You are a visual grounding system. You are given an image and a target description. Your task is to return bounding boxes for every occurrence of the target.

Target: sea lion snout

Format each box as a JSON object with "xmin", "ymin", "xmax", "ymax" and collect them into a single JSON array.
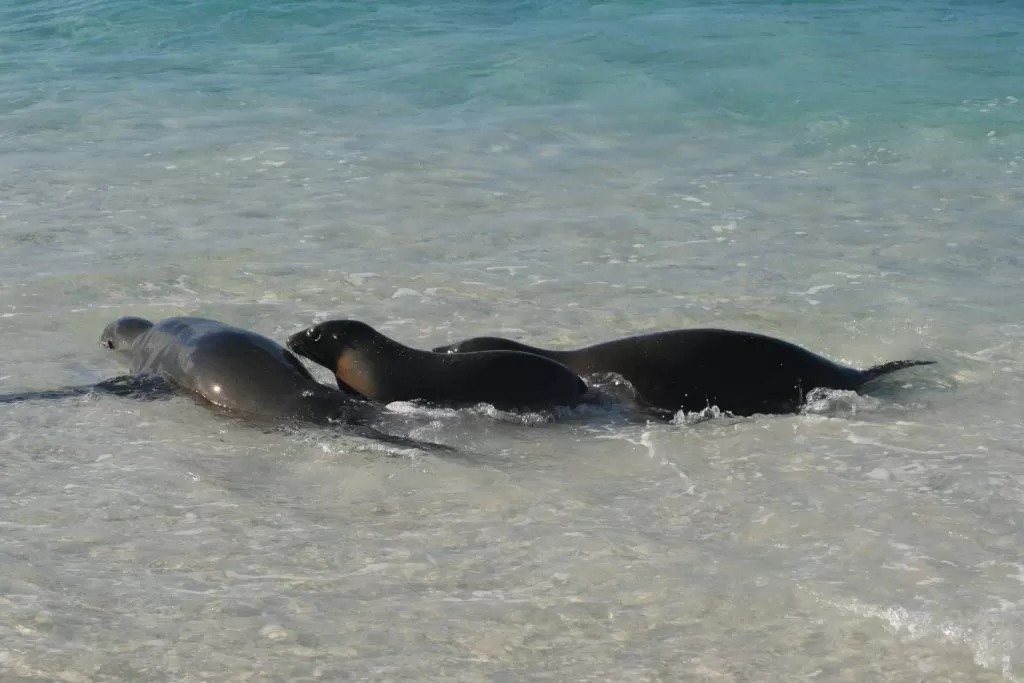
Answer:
[
  {"xmin": 287, "ymin": 326, "xmax": 323, "ymax": 350},
  {"xmin": 286, "ymin": 329, "xmax": 306, "ymax": 350},
  {"xmin": 100, "ymin": 322, "xmax": 118, "ymax": 349},
  {"xmin": 287, "ymin": 325, "xmax": 340, "ymax": 370}
]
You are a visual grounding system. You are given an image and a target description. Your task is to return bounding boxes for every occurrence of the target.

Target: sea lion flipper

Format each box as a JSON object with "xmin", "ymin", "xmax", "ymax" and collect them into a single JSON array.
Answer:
[
  {"xmin": 343, "ymin": 423, "xmax": 458, "ymax": 454},
  {"xmin": 93, "ymin": 374, "xmax": 177, "ymax": 401},
  {"xmin": 0, "ymin": 384, "xmax": 99, "ymax": 404},
  {"xmin": 861, "ymin": 359, "xmax": 936, "ymax": 384},
  {"xmin": 0, "ymin": 375, "xmax": 177, "ymax": 405}
]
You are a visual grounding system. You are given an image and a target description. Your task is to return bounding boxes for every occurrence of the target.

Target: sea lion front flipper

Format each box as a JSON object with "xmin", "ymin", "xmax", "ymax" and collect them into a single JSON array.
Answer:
[{"xmin": 341, "ymin": 422, "xmax": 459, "ymax": 454}]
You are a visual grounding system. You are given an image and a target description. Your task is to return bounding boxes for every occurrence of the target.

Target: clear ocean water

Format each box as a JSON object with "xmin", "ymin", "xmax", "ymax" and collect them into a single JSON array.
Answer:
[{"xmin": 2, "ymin": 0, "xmax": 1023, "ymax": 680}]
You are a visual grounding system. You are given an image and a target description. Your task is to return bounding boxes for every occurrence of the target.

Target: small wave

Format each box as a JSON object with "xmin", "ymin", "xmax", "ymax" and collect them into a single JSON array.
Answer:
[
  {"xmin": 804, "ymin": 588, "xmax": 1024, "ymax": 682},
  {"xmin": 385, "ymin": 400, "xmax": 553, "ymax": 426},
  {"xmin": 802, "ymin": 387, "xmax": 883, "ymax": 418},
  {"xmin": 671, "ymin": 404, "xmax": 727, "ymax": 425},
  {"xmin": 382, "ymin": 389, "xmax": 632, "ymax": 426}
]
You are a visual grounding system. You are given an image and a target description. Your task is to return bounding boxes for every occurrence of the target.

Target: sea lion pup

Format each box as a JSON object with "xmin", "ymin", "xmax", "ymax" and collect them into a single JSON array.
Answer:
[
  {"xmin": 286, "ymin": 320, "xmax": 588, "ymax": 411},
  {"xmin": 99, "ymin": 315, "xmax": 452, "ymax": 451},
  {"xmin": 433, "ymin": 329, "xmax": 935, "ymax": 417}
]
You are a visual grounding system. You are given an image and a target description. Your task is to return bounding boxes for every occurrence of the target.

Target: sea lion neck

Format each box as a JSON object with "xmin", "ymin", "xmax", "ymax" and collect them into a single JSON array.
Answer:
[
  {"xmin": 341, "ymin": 331, "xmax": 437, "ymax": 401},
  {"xmin": 356, "ymin": 328, "xmax": 429, "ymax": 366}
]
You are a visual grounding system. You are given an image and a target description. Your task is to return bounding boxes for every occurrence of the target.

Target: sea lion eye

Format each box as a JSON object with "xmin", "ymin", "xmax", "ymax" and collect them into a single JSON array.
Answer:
[
  {"xmin": 103, "ymin": 339, "xmax": 115, "ymax": 349},
  {"xmin": 307, "ymin": 329, "xmax": 321, "ymax": 343}
]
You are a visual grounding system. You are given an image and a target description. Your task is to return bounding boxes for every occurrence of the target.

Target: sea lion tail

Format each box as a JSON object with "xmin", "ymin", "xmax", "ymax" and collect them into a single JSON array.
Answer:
[{"xmin": 862, "ymin": 359, "xmax": 936, "ymax": 383}]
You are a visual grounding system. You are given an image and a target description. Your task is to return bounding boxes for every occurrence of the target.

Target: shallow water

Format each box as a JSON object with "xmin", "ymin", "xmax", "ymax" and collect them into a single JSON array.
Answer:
[{"xmin": 2, "ymin": 0, "xmax": 1024, "ymax": 680}]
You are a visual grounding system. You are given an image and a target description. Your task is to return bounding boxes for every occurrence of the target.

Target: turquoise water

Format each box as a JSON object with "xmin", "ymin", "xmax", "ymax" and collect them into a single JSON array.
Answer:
[{"xmin": 2, "ymin": 1, "xmax": 1024, "ymax": 680}]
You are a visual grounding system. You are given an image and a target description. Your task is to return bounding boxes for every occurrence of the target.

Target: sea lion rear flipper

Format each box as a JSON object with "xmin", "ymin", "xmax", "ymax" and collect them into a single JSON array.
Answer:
[
  {"xmin": 0, "ymin": 384, "xmax": 100, "ymax": 404},
  {"xmin": 0, "ymin": 375, "xmax": 179, "ymax": 406},
  {"xmin": 862, "ymin": 359, "xmax": 936, "ymax": 384},
  {"xmin": 94, "ymin": 374, "xmax": 177, "ymax": 401}
]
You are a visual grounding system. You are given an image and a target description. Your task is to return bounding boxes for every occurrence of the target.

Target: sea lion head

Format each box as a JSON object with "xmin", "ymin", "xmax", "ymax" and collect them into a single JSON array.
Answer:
[
  {"xmin": 287, "ymin": 320, "xmax": 384, "ymax": 399},
  {"xmin": 286, "ymin": 319, "xmax": 382, "ymax": 367},
  {"xmin": 100, "ymin": 316, "xmax": 154, "ymax": 352}
]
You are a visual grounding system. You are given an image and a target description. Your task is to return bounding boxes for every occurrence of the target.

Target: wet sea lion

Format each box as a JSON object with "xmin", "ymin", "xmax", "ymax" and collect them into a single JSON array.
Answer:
[
  {"xmin": 433, "ymin": 329, "xmax": 935, "ymax": 416},
  {"xmin": 97, "ymin": 315, "xmax": 451, "ymax": 450},
  {"xmin": 286, "ymin": 320, "xmax": 588, "ymax": 411}
]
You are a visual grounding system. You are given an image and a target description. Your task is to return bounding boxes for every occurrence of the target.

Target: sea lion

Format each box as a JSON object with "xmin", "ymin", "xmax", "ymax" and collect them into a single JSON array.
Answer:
[
  {"xmin": 286, "ymin": 320, "xmax": 588, "ymax": 411},
  {"xmin": 98, "ymin": 315, "xmax": 451, "ymax": 450},
  {"xmin": 432, "ymin": 329, "xmax": 935, "ymax": 416}
]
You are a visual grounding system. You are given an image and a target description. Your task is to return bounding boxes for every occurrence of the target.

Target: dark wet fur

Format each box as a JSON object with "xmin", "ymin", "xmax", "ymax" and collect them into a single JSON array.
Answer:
[
  {"xmin": 94, "ymin": 315, "xmax": 456, "ymax": 454},
  {"xmin": 433, "ymin": 329, "xmax": 937, "ymax": 416},
  {"xmin": 288, "ymin": 320, "xmax": 588, "ymax": 412}
]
